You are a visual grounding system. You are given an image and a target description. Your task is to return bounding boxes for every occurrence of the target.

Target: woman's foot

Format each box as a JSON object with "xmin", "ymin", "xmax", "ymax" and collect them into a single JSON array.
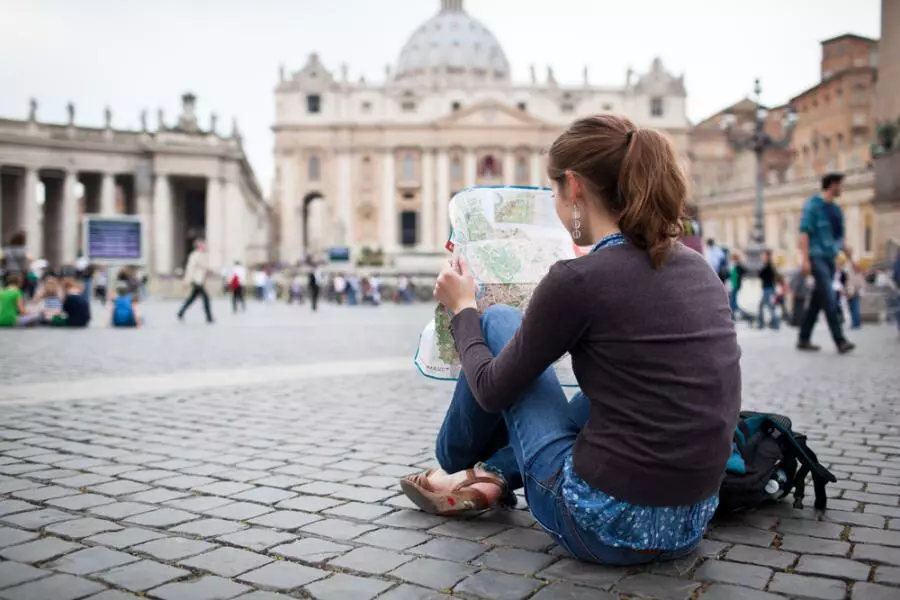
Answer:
[{"xmin": 400, "ymin": 467, "xmax": 506, "ymax": 515}]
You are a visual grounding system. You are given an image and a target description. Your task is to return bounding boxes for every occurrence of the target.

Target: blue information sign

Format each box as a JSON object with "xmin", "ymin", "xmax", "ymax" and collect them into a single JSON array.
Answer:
[{"xmin": 85, "ymin": 218, "xmax": 143, "ymax": 262}]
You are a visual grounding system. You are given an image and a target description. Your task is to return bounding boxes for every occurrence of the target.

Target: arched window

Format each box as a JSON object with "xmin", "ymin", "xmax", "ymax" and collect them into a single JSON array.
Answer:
[
  {"xmin": 479, "ymin": 155, "xmax": 499, "ymax": 178},
  {"xmin": 308, "ymin": 156, "xmax": 321, "ymax": 181},
  {"xmin": 516, "ymin": 158, "xmax": 528, "ymax": 182},
  {"xmin": 402, "ymin": 154, "xmax": 415, "ymax": 180},
  {"xmin": 450, "ymin": 157, "xmax": 462, "ymax": 181}
]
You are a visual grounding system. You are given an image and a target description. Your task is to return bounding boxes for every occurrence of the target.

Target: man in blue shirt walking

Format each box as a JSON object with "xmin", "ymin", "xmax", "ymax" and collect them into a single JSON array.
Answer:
[{"xmin": 797, "ymin": 173, "xmax": 855, "ymax": 354}]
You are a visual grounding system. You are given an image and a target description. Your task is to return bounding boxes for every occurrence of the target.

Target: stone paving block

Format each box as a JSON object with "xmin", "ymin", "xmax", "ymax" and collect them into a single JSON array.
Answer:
[
  {"xmin": 97, "ymin": 559, "xmax": 190, "ymax": 592},
  {"xmin": 85, "ymin": 527, "xmax": 168, "ymax": 549},
  {"xmin": 215, "ymin": 470, "xmax": 269, "ymax": 483},
  {"xmin": 777, "ymin": 518, "xmax": 845, "ymax": 539},
  {"xmin": 873, "ymin": 566, "xmax": 900, "ymax": 585},
  {"xmin": 375, "ymin": 583, "xmax": 455, "ymax": 600},
  {"xmin": 46, "ymin": 493, "xmax": 117, "ymax": 511},
  {"xmin": 12, "ymin": 485, "xmax": 79, "ymax": 502},
  {"xmin": 851, "ymin": 582, "xmax": 900, "ymax": 600},
  {"xmin": 178, "ymin": 463, "xmax": 231, "ymax": 477},
  {"xmin": 45, "ymin": 518, "xmax": 123, "ymax": 539},
  {"xmin": 0, "ymin": 573, "xmax": 105, "ymax": 600},
  {"xmin": 229, "ymin": 487, "xmax": 295, "ymax": 505},
  {"xmin": 0, "ymin": 464, "xmax": 46, "ymax": 476},
  {"xmin": 1, "ymin": 508, "xmax": 75, "ymax": 530},
  {"xmin": 780, "ymin": 534, "xmax": 851, "ymax": 557},
  {"xmin": 170, "ymin": 518, "xmax": 247, "ymax": 538},
  {"xmin": 132, "ymin": 537, "xmax": 217, "ymax": 561},
  {"xmin": 87, "ymin": 480, "xmax": 151, "ymax": 496},
  {"xmin": 306, "ymin": 469, "xmax": 358, "ymax": 483},
  {"xmin": 123, "ymin": 489, "xmax": 190, "ymax": 504},
  {"xmin": 179, "ymin": 546, "xmax": 273, "ymax": 577},
  {"xmin": 849, "ymin": 527, "xmax": 900, "ymax": 547},
  {"xmin": 120, "ymin": 469, "xmax": 178, "ymax": 483},
  {"xmin": 193, "ymin": 481, "xmax": 255, "ymax": 497},
  {"xmin": 52, "ymin": 473, "xmax": 115, "ymax": 488},
  {"xmin": 346, "ymin": 475, "xmax": 402, "ymax": 489},
  {"xmin": 0, "ymin": 500, "xmax": 37, "ymax": 517},
  {"xmin": 274, "ymin": 496, "xmax": 343, "ymax": 513},
  {"xmin": 0, "ymin": 562, "xmax": 49, "ymax": 589},
  {"xmin": 0, "ymin": 526, "xmax": 38, "ymax": 549},
  {"xmin": 455, "ymin": 570, "xmax": 544, "ymax": 600},
  {"xmin": 88, "ymin": 502, "xmax": 156, "ymax": 520},
  {"xmin": 724, "ymin": 544, "xmax": 798, "ymax": 569},
  {"xmin": 247, "ymin": 510, "xmax": 322, "ymax": 530},
  {"xmin": 768, "ymin": 572, "xmax": 846, "ymax": 600},
  {"xmin": 237, "ymin": 561, "xmax": 328, "ymax": 590},
  {"xmin": 248, "ymin": 475, "xmax": 310, "ymax": 490},
  {"xmin": 270, "ymin": 538, "xmax": 352, "ymax": 563},
  {"xmin": 164, "ymin": 496, "xmax": 234, "ymax": 513},
  {"xmin": 328, "ymin": 545, "xmax": 413, "ymax": 574},
  {"xmin": 146, "ymin": 575, "xmax": 250, "ymax": 600},
  {"xmin": 226, "ymin": 592, "xmax": 292, "ymax": 600},
  {"xmin": 374, "ymin": 510, "xmax": 446, "ymax": 530},
  {"xmin": 853, "ymin": 544, "xmax": 900, "ymax": 566},
  {"xmin": 353, "ymin": 527, "xmax": 431, "ymax": 550},
  {"xmin": 148, "ymin": 459, "xmax": 201, "ymax": 471},
  {"xmin": 474, "ymin": 547, "xmax": 557, "ymax": 576},
  {"xmin": 692, "ymin": 559, "xmax": 772, "ymax": 589},
  {"xmin": 0, "ymin": 537, "xmax": 83, "ymax": 563},
  {"xmin": 536, "ymin": 558, "xmax": 625, "ymax": 590},
  {"xmin": 203, "ymin": 502, "xmax": 273, "ymax": 521},
  {"xmin": 52, "ymin": 458, "xmax": 109, "ymax": 470},
  {"xmin": 613, "ymin": 574, "xmax": 701, "ymax": 600},
  {"xmin": 89, "ymin": 465, "xmax": 142, "ymax": 477},
  {"xmin": 389, "ymin": 557, "xmax": 477, "ymax": 590},
  {"xmin": 300, "ymin": 517, "xmax": 376, "ymax": 541},
  {"xmin": 46, "ymin": 546, "xmax": 139, "ymax": 575},
  {"xmin": 322, "ymin": 502, "xmax": 393, "ymax": 521},
  {"xmin": 125, "ymin": 508, "xmax": 199, "ymax": 528},
  {"xmin": 698, "ymin": 584, "xmax": 787, "ymax": 600},
  {"xmin": 410, "ymin": 537, "xmax": 488, "ymax": 562},
  {"xmin": 649, "ymin": 551, "xmax": 706, "ymax": 577},
  {"xmin": 153, "ymin": 474, "xmax": 219, "ymax": 490},
  {"xmin": 0, "ymin": 479, "xmax": 43, "ymax": 495},
  {"xmin": 707, "ymin": 526, "xmax": 776, "ymax": 547},
  {"xmin": 81, "ymin": 591, "xmax": 141, "ymax": 600},
  {"xmin": 482, "ymin": 527, "xmax": 554, "ymax": 551},
  {"xmin": 216, "ymin": 528, "xmax": 296, "ymax": 551},
  {"xmin": 427, "ymin": 519, "xmax": 509, "ymax": 541},
  {"xmin": 303, "ymin": 574, "xmax": 393, "ymax": 600},
  {"xmin": 795, "ymin": 555, "xmax": 872, "ymax": 580}
]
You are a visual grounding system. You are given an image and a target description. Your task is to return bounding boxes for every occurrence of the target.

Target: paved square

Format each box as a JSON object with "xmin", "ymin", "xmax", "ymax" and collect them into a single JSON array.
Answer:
[{"xmin": 1, "ymin": 300, "xmax": 898, "ymax": 599}]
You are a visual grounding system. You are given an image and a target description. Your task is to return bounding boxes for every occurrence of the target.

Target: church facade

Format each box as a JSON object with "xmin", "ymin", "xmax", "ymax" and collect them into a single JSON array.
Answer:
[{"xmin": 272, "ymin": 0, "xmax": 691, "ymax": 267}]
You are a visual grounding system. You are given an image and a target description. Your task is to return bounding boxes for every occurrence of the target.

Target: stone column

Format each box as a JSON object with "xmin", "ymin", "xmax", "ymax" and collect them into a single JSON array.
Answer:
[
  {"xmin": 844, "ymin": 203, "xmax": 862, "ymax": 256},
  {"xmin": 135, "ymin": 164, "xmax": 153, "ymax": 269},
  {"xmin": 100, "ymin": 172, "xmax": 116, "ymax": 215},
  {"xmin": 61, "ymin": 170, "xmax": 79, "ymax": 263},
  {"xmin": 530, "ymin": 151, "xmax": 542, "ymax": 186},
  {"xmin": 279, "ymin": 157, "xmax": 302, "ymax": 264},
  {"xmin": 227, "ymin": 179, "xmax": 245, "ymax": 266},
  {"xmin": 23, "ymin": 167, "xmax": 41, "ymax": 257},
  {"xmin": 420, "ymin": 149, "xmax": 435, "ymax": 251},
  {"xmin": 153, "ymin": 174, "xmax": 173, "ymax": 275},
  {"xmin": 436, "ymin": 150, "xmax": 450, "ymax": 250},
  {"xmin": 503, "ymin": 150, "xmax": 516, "ymax": 186},
  {"xmin": 381, "ymin": 150, "xmax": 397, "ymax": 252},
  {"xmin": 465, "ymin": 150, "xmax": 477, "ymax": 188},
  {"xmin": 205, "ymin": 178, "xmax": 225, "ymax": 272},
  {"xmin": 338, "ymin": 151, "xmax": 353, "ymax": 247}
]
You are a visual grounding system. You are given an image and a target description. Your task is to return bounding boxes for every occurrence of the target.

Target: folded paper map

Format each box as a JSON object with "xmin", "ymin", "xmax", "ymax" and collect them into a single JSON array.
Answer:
[{"xmin": 414, "ymin": 186, "xmax": 579, "ymax": 386}]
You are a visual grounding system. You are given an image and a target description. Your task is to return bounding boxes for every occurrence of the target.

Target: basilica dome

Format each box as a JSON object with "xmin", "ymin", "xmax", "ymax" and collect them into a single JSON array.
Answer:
[{"xmin": 395, "ymin": 0, "xmax": 510, "ymax": 82}]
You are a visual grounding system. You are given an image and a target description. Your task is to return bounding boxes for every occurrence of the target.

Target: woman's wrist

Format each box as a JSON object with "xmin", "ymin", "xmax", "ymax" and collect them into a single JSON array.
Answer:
[{"xmin": 452, "ymin": 299, "xmax": 478, "ymax": 314}]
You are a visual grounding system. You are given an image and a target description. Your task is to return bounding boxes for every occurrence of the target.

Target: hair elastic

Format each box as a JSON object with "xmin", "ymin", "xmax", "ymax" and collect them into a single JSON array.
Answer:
[{"xmin": 625, "ymin": 130, "xmax": 635, "ymax": 145}]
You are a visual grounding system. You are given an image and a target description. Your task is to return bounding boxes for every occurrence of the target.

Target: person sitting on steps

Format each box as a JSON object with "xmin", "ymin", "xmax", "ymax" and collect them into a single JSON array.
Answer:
[{"xmin": 399, "ymin": 114, "xmax": 742, "ymax": 566}]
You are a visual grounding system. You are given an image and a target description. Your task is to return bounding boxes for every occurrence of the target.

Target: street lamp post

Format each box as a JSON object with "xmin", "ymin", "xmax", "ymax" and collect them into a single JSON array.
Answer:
[{"xmin": 721, "ymin": 78, "xmax": 798, "ymax": 274}]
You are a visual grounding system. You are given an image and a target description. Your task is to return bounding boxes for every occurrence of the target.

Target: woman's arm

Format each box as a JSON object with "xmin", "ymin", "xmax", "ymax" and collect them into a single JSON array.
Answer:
[
  {"xmin": 16, "ymin": 295, "xmax": 26, "ymax": 315},
  {"xmin": 132, "ymin": 303, "xmax": 141, "ymax": 328},
  {"xmin": 451, "ymin": 262, "xmax": 589, "ymax": 413}
]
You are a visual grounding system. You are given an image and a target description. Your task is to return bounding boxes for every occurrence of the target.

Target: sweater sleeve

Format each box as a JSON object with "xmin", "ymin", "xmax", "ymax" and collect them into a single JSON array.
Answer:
[{"xmin": 449, "ymin": 262, "xmax": 590, "ymax": 413}]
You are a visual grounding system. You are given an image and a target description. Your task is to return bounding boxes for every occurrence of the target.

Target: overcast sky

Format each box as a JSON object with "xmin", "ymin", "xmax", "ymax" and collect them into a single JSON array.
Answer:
[{"xmin": 0, "ymin": 0, "xmax": 881, "ymax": 194}]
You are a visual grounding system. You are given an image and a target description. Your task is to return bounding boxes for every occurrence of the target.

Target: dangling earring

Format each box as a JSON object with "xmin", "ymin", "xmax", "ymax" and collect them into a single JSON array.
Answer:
[{"xmin": 571, "ymin": 204, "xmax": 582, "ymax": 240}]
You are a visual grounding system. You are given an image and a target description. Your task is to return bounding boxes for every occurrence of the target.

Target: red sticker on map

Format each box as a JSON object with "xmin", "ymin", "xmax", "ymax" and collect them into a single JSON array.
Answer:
[{"xmin": 445, "ymin": 239, "xmax": 454, "ymax": 252}]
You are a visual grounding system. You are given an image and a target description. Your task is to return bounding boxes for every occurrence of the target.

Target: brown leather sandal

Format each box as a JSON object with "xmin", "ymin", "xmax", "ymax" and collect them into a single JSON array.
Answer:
[{"xmin": 400, "ymin": 468, "xmax": 506, "ymax": 516}]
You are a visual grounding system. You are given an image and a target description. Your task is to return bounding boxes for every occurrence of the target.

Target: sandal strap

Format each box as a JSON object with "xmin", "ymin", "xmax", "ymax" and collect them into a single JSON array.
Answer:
[{"xmin": 451, "ymin": 468, "xmax": 505, "ymax": 492}]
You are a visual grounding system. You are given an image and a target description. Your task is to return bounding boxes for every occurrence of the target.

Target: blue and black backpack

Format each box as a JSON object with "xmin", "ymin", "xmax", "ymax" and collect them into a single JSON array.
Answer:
[{"xmin": 719, "ymin": 411, "xmax": 837, "ymax": 513}]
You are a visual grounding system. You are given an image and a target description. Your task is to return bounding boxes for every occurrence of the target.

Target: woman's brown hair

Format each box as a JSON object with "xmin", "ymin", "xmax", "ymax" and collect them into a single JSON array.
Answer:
[
  {"xmin": 547, "ymin": 114, "xmax": 688, "ymax": 267},
  {"xmin": 8, "ymin": 230, "xmax": 26, "ymax": 247}
]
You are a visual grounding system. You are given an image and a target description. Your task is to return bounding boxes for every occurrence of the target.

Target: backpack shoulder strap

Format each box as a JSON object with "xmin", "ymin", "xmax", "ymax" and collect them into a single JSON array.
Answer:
[{"xmin": 764, "ymin": 418, "xmax": 836, "ymax": 510}]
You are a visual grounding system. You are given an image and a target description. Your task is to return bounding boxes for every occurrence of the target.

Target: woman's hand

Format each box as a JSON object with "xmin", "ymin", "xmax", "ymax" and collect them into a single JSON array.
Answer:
[{"xmin": 434, "ymin": 256, "xmax": 477, "ymax": 314}]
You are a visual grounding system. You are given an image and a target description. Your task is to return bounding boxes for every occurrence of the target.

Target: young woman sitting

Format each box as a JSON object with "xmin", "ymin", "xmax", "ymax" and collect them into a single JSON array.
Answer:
[{"xmin": 400, "ymin": 114, "xmax": 742, "ymax": 565}]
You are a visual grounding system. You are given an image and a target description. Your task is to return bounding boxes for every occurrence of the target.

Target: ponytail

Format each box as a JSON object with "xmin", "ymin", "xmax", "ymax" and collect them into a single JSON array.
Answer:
[{"xmin": 617, "ymin": 128, "xmax": 687, "ymax": 268}]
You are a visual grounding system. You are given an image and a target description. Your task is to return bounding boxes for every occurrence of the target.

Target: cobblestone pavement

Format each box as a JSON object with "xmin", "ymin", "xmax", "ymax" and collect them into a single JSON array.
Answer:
[{"xmin": 1, "ymin": 302, "xmax": 899, "ymax": 599}]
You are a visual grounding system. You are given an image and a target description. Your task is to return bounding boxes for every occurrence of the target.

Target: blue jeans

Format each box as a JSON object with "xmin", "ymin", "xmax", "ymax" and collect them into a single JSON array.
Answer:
[
  {"xmin": 758, "ymin": 287, "xmax": 780, "ymax": 329},
  {"xmin": 798, "ymin": 257, "xmax": 846, "ymax": 345},
  {"xmin": 435, "ymin": 305, "xmax": 697, "ymax": 565},
  {"xmin": 729, "ymin": 287, "xmax": 749, "ymax": 320},
  {"xmin": 847, "ymin": 295, "xmax": 861, "ymax": 329}
]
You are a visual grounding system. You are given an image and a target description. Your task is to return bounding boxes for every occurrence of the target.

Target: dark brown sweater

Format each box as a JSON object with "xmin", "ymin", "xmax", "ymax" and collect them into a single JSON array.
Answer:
[{"xmin": 450, "ymin": 243, "xmax": 742, "ymax": 507}]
